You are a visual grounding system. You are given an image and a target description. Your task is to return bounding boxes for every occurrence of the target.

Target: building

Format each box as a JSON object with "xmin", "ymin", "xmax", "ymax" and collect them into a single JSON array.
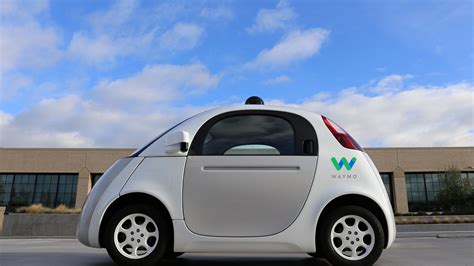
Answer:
[{"xmin": 0, "ymin": 147, "xmax": 473, "ymax": 214}]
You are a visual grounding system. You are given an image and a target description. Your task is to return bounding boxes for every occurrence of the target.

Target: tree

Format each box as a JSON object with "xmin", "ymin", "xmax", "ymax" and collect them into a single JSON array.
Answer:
[{"xmin": 439, "ymin": 165, "xmax": 472, "ymax": 212}]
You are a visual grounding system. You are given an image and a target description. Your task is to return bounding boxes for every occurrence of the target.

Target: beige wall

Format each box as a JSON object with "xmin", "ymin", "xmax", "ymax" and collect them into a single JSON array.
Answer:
[
  {"xmin": 1, "ymin": 147, "xmax": 473, "ymax": 212},
  {"xmin": 365, "ymin": 147, "xmax": 474, "ymax": 172}
]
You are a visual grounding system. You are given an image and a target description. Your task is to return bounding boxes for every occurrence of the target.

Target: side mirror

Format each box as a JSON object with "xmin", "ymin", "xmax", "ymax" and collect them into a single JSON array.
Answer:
[{"xmin": 165, "ymin": 130, "xmax": 190, "ymax": 154}]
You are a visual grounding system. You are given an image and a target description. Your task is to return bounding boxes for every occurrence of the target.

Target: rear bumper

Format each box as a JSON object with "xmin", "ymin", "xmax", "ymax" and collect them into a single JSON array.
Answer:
[
  {"xmin": 385, "ymin": 207, "xmax": 397, "ymax": 248},
  {"xmin": 362, "ymin": 152, "xmax": 396, "ymax": 248}
]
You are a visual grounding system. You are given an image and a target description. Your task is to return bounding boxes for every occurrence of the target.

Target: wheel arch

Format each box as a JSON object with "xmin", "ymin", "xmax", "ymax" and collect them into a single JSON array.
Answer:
[
  {"xmin": 315, "ymin": 194, "xmax": 389, "ymax": 248},
  {"xmin": 99, "ymin": 192, "xmax": 174, "ymax": 248}
]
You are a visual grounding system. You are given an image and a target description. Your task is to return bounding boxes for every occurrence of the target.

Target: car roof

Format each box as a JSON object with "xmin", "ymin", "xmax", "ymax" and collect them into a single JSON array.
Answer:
[{"xmin": 191, "ymin": 104, "xmax": 322, "ymax": 121}]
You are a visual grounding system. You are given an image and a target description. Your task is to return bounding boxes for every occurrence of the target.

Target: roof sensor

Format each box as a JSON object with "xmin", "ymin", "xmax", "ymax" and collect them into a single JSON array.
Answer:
[{"xmin": 245, "ymin": 96, "xmax": 264, "ymax": 105}]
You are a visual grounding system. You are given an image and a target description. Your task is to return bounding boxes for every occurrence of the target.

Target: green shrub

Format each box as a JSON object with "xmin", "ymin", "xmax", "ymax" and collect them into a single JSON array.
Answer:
[{"xmin": 15, "ymin": 204, "xmax": 81, "ymax": 214}]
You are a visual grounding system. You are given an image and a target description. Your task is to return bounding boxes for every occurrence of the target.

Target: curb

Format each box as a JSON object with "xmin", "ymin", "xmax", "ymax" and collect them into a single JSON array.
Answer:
[
  {"xmin": 397, "ymin": 230, "xmax": 474, "ymax": 238},
  {"xmin": 0, "ymin": 236, "xmax": 76, "ymax": 239},
  {"xmin": 437, "ymin": 233, "xmax": 474, "ymax": 238}
]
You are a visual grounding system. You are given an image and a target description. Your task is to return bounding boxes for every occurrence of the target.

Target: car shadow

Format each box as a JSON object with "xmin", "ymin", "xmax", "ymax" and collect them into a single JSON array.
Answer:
[
  {"xmin": 162, "ymin": 257, "xmax": 330, "ymax": 266},
  {"xmin": 0, "ymin": 252, "xmax": 330, "ymax": 266},
  {"xmin": 89, "ymin": 255, "xmax": 331, "ymax": 266},
  {"xmin": 92, "ymin": 256, "xmax": 330, "ymax": 266}
]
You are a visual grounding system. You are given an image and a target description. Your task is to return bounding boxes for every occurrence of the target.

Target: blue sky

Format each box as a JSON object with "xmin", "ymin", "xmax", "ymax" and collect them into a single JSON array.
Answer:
[{"xmin": 0, "ymin": 0, "xmax": 473, "ymax": 148}]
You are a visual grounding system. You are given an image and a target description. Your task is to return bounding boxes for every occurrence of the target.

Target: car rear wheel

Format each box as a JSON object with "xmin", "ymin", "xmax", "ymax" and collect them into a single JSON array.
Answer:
[
  {"xmin": 319, "ymin": 205, "xmax": 384, "ymax": 265},
  {"xmin": 105, "ymin": 204, "xmax": 171, "ymax": 266}
]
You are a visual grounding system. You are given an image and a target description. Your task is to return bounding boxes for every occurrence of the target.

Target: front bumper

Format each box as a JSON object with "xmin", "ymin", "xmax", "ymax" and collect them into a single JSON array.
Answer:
[{"xmin": 77, "ymin": 157, "xmax": 143, "ymax": 247}]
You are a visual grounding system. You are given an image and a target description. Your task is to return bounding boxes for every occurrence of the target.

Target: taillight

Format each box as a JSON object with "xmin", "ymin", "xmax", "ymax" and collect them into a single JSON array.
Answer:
[{"xmin": 322, "ymin": 116, "xmax": 363, "ymax": 151}]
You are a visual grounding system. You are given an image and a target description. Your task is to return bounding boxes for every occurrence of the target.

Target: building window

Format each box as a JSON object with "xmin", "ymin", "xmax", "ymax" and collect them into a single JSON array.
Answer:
[
  {"xmin": 33, "ymin": 174, "xmax": 59, "ymax": 208},
  {"xmin": 406, "ymin": 171, "xmax": 474, "ymax": 212},
  {"xmin": 0, "ymin": 174, "xmax": 14, "ymax": 205},
  {"xmin": 10, "ymin": 174, "xmax": 36, "ymax": 207},
  {"xmin": 380, "ymin": 173, "xmax": 394, "ymax": 205},
  {"xmin": 0, "ymin": 173, "xmax": 78, "ymax": 209},
  {"xmin": 405, "ymin": 172, "xmax": 444, "ymax": 212},
  {"xmin": 56, "ymin": 174, "xmax": 78, "ymax": 208},
  {"xmin": 91, "ymin": 173, "xmax": 102, "ymax": 187},
  {"xmin": 461, "ymin": 172, "xmax": 474, "ymax": 194}
]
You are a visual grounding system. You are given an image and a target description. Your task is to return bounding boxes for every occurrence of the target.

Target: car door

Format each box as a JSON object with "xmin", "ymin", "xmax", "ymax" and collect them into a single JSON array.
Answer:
[{"xmin": 183, "ymin": 110, "xmax": 318, "ymax": 237}]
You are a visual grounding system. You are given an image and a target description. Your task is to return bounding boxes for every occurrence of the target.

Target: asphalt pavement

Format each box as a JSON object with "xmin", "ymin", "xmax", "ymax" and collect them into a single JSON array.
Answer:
[{"xmin": 0, "ymin": 237, "xmax": 473, "ymax": 266}]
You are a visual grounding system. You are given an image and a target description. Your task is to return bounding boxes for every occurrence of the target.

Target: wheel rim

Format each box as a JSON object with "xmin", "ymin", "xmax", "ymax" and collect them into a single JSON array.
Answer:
[
  {"xmin": 330, "ymin": 214, "xmax": 375, "ymax": 261},
  {"xmin": 113, "ymin": 213, "xmax": 160, "ymax": 259}
]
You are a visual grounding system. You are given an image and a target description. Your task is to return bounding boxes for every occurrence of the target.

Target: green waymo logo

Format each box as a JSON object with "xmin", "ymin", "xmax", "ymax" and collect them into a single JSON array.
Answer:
[{"xmin": 331, "ymin": 157, "xmax": 357, "ymax": 171}]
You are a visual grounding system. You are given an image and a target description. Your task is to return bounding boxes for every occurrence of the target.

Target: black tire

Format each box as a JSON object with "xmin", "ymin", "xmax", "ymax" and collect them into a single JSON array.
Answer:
[
  {"xmin": 164, "ymin": 252, "xmax": 184, "ymax": 259},
  {"xmin": 308, "ymin": 232, "xmax": 324, "ymax": 259},
  {"xmin": 104, "ymin": 204, "xmax": 171, "ymax": 266},
  {"xmin": 318, "ymin": 206, "xmax": 384, "ymax": 266},
  {"xmin": 307, "ymin": 250, "xmax": 324, "ymax": 259}
]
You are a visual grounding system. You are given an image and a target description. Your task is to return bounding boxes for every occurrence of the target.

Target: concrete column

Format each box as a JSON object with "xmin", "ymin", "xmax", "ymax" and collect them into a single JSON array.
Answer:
[
  {"xmin": 392, "ymin": 166, "xmax": 409, "ymax": 213},
  {"xmin": 0, "ymin": 206, "xmax": 5, "ymax": 233},
  {"xmin": 75, "ymin": 168, "xmax": 91, "ymax": 209}
]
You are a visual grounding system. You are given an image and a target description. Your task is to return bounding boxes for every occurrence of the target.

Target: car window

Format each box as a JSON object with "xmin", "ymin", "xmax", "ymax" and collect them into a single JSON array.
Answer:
[{"xmin": 201, "ymin": 115, "xmax": 294, "ymax": 155}]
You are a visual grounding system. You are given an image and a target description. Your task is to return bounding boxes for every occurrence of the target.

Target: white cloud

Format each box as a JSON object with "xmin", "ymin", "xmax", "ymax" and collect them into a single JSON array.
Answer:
[
  {"xmin": 247, "ymin": 0, "xmax": 297, "ymax": 33},
  {"xmin": 0, "ymin": 0, "xmax": 62, "ymax": 100},
  {"xmin": 67, "ymin": 0, "xmax": 159, "ymax": 66},
  {"xmin": 67, "ymin": 2, "xmax": 205, "ymax": 65},
  {"xmin": 246, "ymin": 28, "xmax": 329, "ymax": 69},
  {"xmin": 271, "ymin": 79, "xmax": 474, "ymax": 147},
  {"xmin": 0, "ymin": 0, "xmax": 49, "ymax": 19},
  {"xmin": 1, "ymin": 128, "xmax": 93, "ymax": 148},
  {"xmin": 0, "ymin": 110, "xmax": 12, "ymax": 127},
  {"xmin": 0, "ymin": 96, "xmax": 94, "ymax": 147},
  {"xmin": 0, "ymin": 74, "xmax": 32, "ymax": 100},
  {"xmin": 0, "ymin": 7, "xmax": 62, "ymax": 73},
  {"xmin": 1, "ymin": 75, "xmax": 472, "ymax": 148},
  {"xmin": 200, "ymin": 6, "xmax": 234, "ymax": 22},
  {"xmin": 87, "ymin": 0, "xmax": 138, "ymax": 34},
  {"xmin": 67, "ymin": 33, "xmax": 121, "ymax": 65},
  {"xmin": 68, "ymin": 1, "xmax": 204, "ymax": 66},
  {"xmin": 67, "ymin": 32, "xmax": 153, "ymax": 65},
  {"xmin": 0, "ymin": 62, "xmax": 220, "ymax": 148},
  {"xmin": 159, "ymin": 23, "xmax": 204, "ymax": 51},
  {"xmin": 0, "ymin": 0, "xmax": 63, "ymax": 101},
  {"xmin": 93, "ymin": 63, "xmax": 219, "ymax": 107},
  {"xmin": 0, "ymin": 96, "xmax": 209, "ymax": 148},
  {"xmin": 263, "ymin": 75, "xmax": 291, "ymax": 84},
  {"xmin": 371, "ymin": 74, "xmax": 413, "ymax": 93}
]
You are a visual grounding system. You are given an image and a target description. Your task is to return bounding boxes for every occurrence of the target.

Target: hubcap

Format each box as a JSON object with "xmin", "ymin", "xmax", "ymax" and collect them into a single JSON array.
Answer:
[
  {"xmin": 113, "ymin": 213, "xmax": 159, "ymax": 259},
  {"xmin": 330, "ymin": 215, "xmax": 375, "ymax": 261}
]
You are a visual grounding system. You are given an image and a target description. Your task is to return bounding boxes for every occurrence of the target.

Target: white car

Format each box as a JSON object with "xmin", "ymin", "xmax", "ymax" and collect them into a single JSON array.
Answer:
[{"xmin": 77, "ymin": 97, "xmax": 396, "ymax": 266}]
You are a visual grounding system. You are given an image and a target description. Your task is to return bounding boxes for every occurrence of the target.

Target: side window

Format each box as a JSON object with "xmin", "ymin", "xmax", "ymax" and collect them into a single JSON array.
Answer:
[{"xmin": 201, "ymin": 115, "xmax": 294, "ymax": 155}]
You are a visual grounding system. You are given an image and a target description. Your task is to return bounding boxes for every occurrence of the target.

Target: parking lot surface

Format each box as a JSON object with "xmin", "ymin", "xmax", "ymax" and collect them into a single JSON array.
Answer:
[{"xmin": 0, "ymin": 237, "xmax": 473, "ymax": 266}]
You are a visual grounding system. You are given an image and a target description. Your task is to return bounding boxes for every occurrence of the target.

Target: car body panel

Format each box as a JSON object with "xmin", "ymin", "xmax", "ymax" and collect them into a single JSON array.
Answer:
[
  {"xmin": 120, "ymin": 157, "xmax": 187, "ymax": 220},
  {"xmin": 183, "ymin": 155, "xmax": 317, "ymax": 237}
]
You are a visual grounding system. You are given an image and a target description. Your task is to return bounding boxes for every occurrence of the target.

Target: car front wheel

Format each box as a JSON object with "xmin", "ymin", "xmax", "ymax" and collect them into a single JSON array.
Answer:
[
  {"xmin": 319, "ymin": 205, "xmax": 384, "ymax": 265},
  {"xmin": 104, "ymin": 204, "xmax": 171, "ymax": 266}
]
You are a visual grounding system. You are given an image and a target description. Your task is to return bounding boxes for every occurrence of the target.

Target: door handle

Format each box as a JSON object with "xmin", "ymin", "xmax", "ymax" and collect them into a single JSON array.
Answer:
[{"xmin": 202, "ymin": 166, "xmax": 300, "ymax": 171}]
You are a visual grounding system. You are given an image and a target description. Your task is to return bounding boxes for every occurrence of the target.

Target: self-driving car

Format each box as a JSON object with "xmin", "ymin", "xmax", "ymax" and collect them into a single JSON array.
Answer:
[{"xmin": 77, "ymin": 96, "xmax": 396, "ymax": 266}]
